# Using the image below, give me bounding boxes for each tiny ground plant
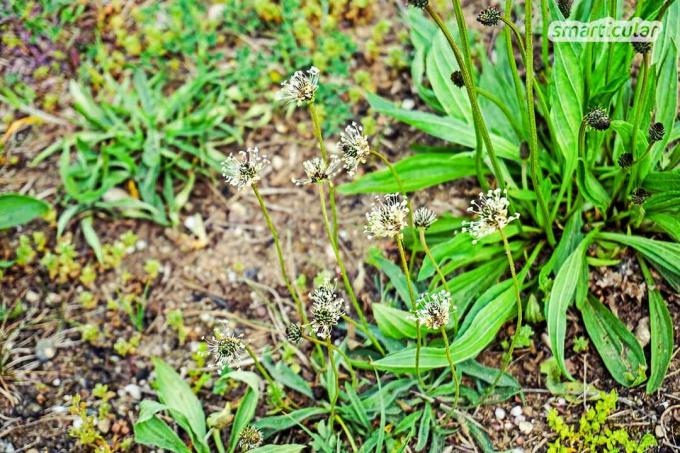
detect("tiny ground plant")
[547,391,656,452]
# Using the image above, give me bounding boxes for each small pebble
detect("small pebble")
[514,414,526,424]
[635,317,651,348]
[503,421,513,431]
[510,405,523,417]
[494,408,506,420]
[556,397,566,406]
[35,339,57,362]
[25,291,40,303]
[518,421,533,434]
[655,425,665,438]
[98,418,111,434]
[124,384,142,401]
[402,98,415,110]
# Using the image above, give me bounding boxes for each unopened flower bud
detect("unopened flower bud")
[585,108,610,131]
[618,152,633,169]
[648,122,665,143]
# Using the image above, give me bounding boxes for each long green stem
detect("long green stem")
[500,17,527,61]
[327,336,339,429]
[504,0,528,137]
[486,228,523,398]
[309,103,327,161]
[318,183,385,354]
[251,185,307,324]
[302,333,357,386]
[245,345,276,388]
[627,53,650,197]
[335,415,358,453]
[370,150,418,270]
[425,4,505,190]
[540,0,550,79]
[396,236,425,388]
[525,0,555,246]
[440,326,460,409]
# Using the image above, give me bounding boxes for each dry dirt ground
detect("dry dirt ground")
[1,2,679,452]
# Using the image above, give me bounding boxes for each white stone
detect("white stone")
[124,383,142,400]
[510,405,523,417]
[494,408,506,420]
[518,421,533,434]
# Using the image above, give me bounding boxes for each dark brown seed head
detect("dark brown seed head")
[450,70,464,87]
[618,152,633,168]
[558,0,573,17]
[631,188,650,205]
[585,108,611,131]
[632,38,653,54]
[407,0,429,8]
[285,323,303,344]
[648,122,665,143]
[477,7,502,26]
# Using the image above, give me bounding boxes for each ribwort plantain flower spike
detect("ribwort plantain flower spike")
[477,7,502,26]
[285,323,303,344]
[338,122,370,175]
[450,70,464,88]
[631,188,650,205]
[364,193,409,239]
[292,157,341,186]
[279,66,320,107]
[632,38,653,54]
[558,0,573,17]
[618,152,633,169]
[407,0,429,8]
[585,108,611,131]
[207,326,245,369]
[414,207,437,229]
[310,280,345,339]
[238,426,263,451]
[415,290,452,330]
[648,122,665,143]
[462,189,520,244]
[222,147,269,191]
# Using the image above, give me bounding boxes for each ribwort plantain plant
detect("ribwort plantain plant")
[133,1,678,450]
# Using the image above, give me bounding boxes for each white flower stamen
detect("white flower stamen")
[364,193,409,239]
[221,147,269,191]
[414,290,452,330]
[310,280,345,339]
[338,122,370,175]
[461,189,520,244]
[292,157,341,186]
[279,66,320,107]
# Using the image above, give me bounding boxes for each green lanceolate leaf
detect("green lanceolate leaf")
[337,153,479,194]
[151,358,209,452]
[426,31,471,123]
[546,236,589,379]
[366,247,409,304]
[133,402,192,453]
[639,258,674,393]
[249,446,306,453]
[364,93,518,160]
[647,212,680,242]
[0,194,49,229]
[254,407,327,439]
[580,296,647,387]
[80,216,103,263]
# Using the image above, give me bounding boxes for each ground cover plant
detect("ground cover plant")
[1,0,679,451]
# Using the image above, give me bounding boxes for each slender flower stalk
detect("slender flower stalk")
[369,149,417,272]
[396,236,425,387]
[301,333,358,386]
[424,3,505,191]
[626,52,651,197]
[440,326,459,408]
[417,228,455,331]
[326,336,339,429]
[524,0,555,246]
[486,228,523,397]
[317,184,385,354]
[251,185,308,324]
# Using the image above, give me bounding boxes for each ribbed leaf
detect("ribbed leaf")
[337,153,479,194]
[640,259,674,393]
[580,296,647,387]
[365,93,518,160]
[546,238,588,379]
[0,194,49,229]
